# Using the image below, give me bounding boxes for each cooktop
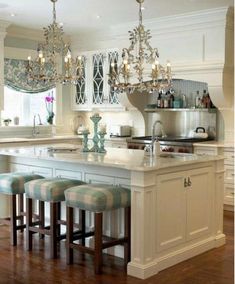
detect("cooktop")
[130,136,214,143]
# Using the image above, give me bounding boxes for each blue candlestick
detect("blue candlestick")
[90,114,102,152]
[98,131,106,153]
[81,130,90,152]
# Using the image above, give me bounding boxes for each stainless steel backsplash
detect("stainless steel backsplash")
[147,111,217,138]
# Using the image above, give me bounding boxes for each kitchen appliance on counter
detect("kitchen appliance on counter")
[127,136,214,153]
[110,125,132,137]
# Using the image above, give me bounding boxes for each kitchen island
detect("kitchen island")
[0,144,225,279]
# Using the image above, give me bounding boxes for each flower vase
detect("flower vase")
[47,112,54,125]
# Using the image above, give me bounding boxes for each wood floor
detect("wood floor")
[0,210,233,284]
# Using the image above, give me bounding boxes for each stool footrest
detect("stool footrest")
[102,236,128,249]
[28,226,51,236]
[69,243,95,255]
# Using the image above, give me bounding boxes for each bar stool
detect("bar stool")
[0,172,44,246]
[65,183,131,274]
[24,178,86,258]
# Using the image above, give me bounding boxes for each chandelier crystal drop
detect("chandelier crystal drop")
[26,0,83,85]
[108,0,172,94]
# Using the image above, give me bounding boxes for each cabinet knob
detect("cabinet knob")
[184,178,188,187]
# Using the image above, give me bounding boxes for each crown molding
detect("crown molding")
[6,24,71,42]
[71,6,232,50]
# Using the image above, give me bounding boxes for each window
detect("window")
[1,87,56,126]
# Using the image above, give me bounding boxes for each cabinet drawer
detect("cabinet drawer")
[224,165,234,183]
[29,165,53,178]
[85,173,114,185]
[193,147,218,156]
[55,169,82,180]
[10,163,29,172]
[111,142,127,149]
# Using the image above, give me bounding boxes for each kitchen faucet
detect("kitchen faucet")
[32,114,41,137]
[151,120,166,147]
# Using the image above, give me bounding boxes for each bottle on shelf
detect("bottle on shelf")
[201,90,207,108]
[169,90,175,108]
[157,92,161,108]
[181,94,187,108]
[164,91,169,108]
[195,90,201,108]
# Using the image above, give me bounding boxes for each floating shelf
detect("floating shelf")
[144,108,217,113]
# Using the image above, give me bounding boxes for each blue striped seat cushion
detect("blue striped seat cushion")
[65,184,131,212]
[25,178,86,202]
[0,172,44,195]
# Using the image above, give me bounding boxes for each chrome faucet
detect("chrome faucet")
[32,115,40,137]
[151,120,166,146]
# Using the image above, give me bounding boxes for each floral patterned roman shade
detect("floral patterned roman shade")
[4,58,55,93]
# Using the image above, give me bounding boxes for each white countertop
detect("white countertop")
[193,140,234,148]
[0,135,81,144]
[0,144,224,172]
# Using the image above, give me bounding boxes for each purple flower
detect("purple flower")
[45,96,54,103]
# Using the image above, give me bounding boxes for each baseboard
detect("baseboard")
[127,234,226,280]
[224,204,234,212]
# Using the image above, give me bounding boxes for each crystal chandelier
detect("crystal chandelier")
[108,0,172,94]
[26,0,83,85]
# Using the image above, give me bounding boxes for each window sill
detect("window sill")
[0,125,54,138]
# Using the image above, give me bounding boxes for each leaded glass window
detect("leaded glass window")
[92,53,104,104]
[75,56,86,105]
[108,51,119,104]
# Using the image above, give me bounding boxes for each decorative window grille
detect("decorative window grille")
[92,53,104,104]
[108,51,119,104]
[75,56,86,105]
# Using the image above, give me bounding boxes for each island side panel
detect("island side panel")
[128,170,158,279]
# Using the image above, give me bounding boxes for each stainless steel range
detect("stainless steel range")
[127,136,214,153]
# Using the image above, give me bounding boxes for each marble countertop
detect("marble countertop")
[0,144,224,172]
[193,140,234,148]
[0,135,130,144]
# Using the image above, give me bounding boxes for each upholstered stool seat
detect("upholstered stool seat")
[0,172,43,195]
[25,178,86,258]
[65,184,131,274]
[0,172,44,246]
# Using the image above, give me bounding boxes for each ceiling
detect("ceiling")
[0,0,233,36]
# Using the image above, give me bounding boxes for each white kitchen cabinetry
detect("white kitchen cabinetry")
[194,144,234,210]
[105,140,127,149]
[72,49,125,112]
[156,167,212,252]
[10,163,53,178]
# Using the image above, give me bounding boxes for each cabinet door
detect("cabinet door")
[186,167,212,241]
[106,50,120,106]
[156,172,186,252]
[92,52,106,105]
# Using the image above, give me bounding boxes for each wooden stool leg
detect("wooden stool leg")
[79,209,86,246]
[18,194,24,233]
[10,195,17,246]
[66,206,74,264]
[50,203,57,258]
[94,212,103,274]
[56,202,61,238]
[124,206,131,265]
[26,198,33,251]
[39,201,45,239]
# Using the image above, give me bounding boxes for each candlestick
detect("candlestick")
[81,130,90,152]
[98,131,106,153]
[90,113,102,152]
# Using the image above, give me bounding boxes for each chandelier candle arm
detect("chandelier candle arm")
[108,0,172,94]
[26,0,83,85]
